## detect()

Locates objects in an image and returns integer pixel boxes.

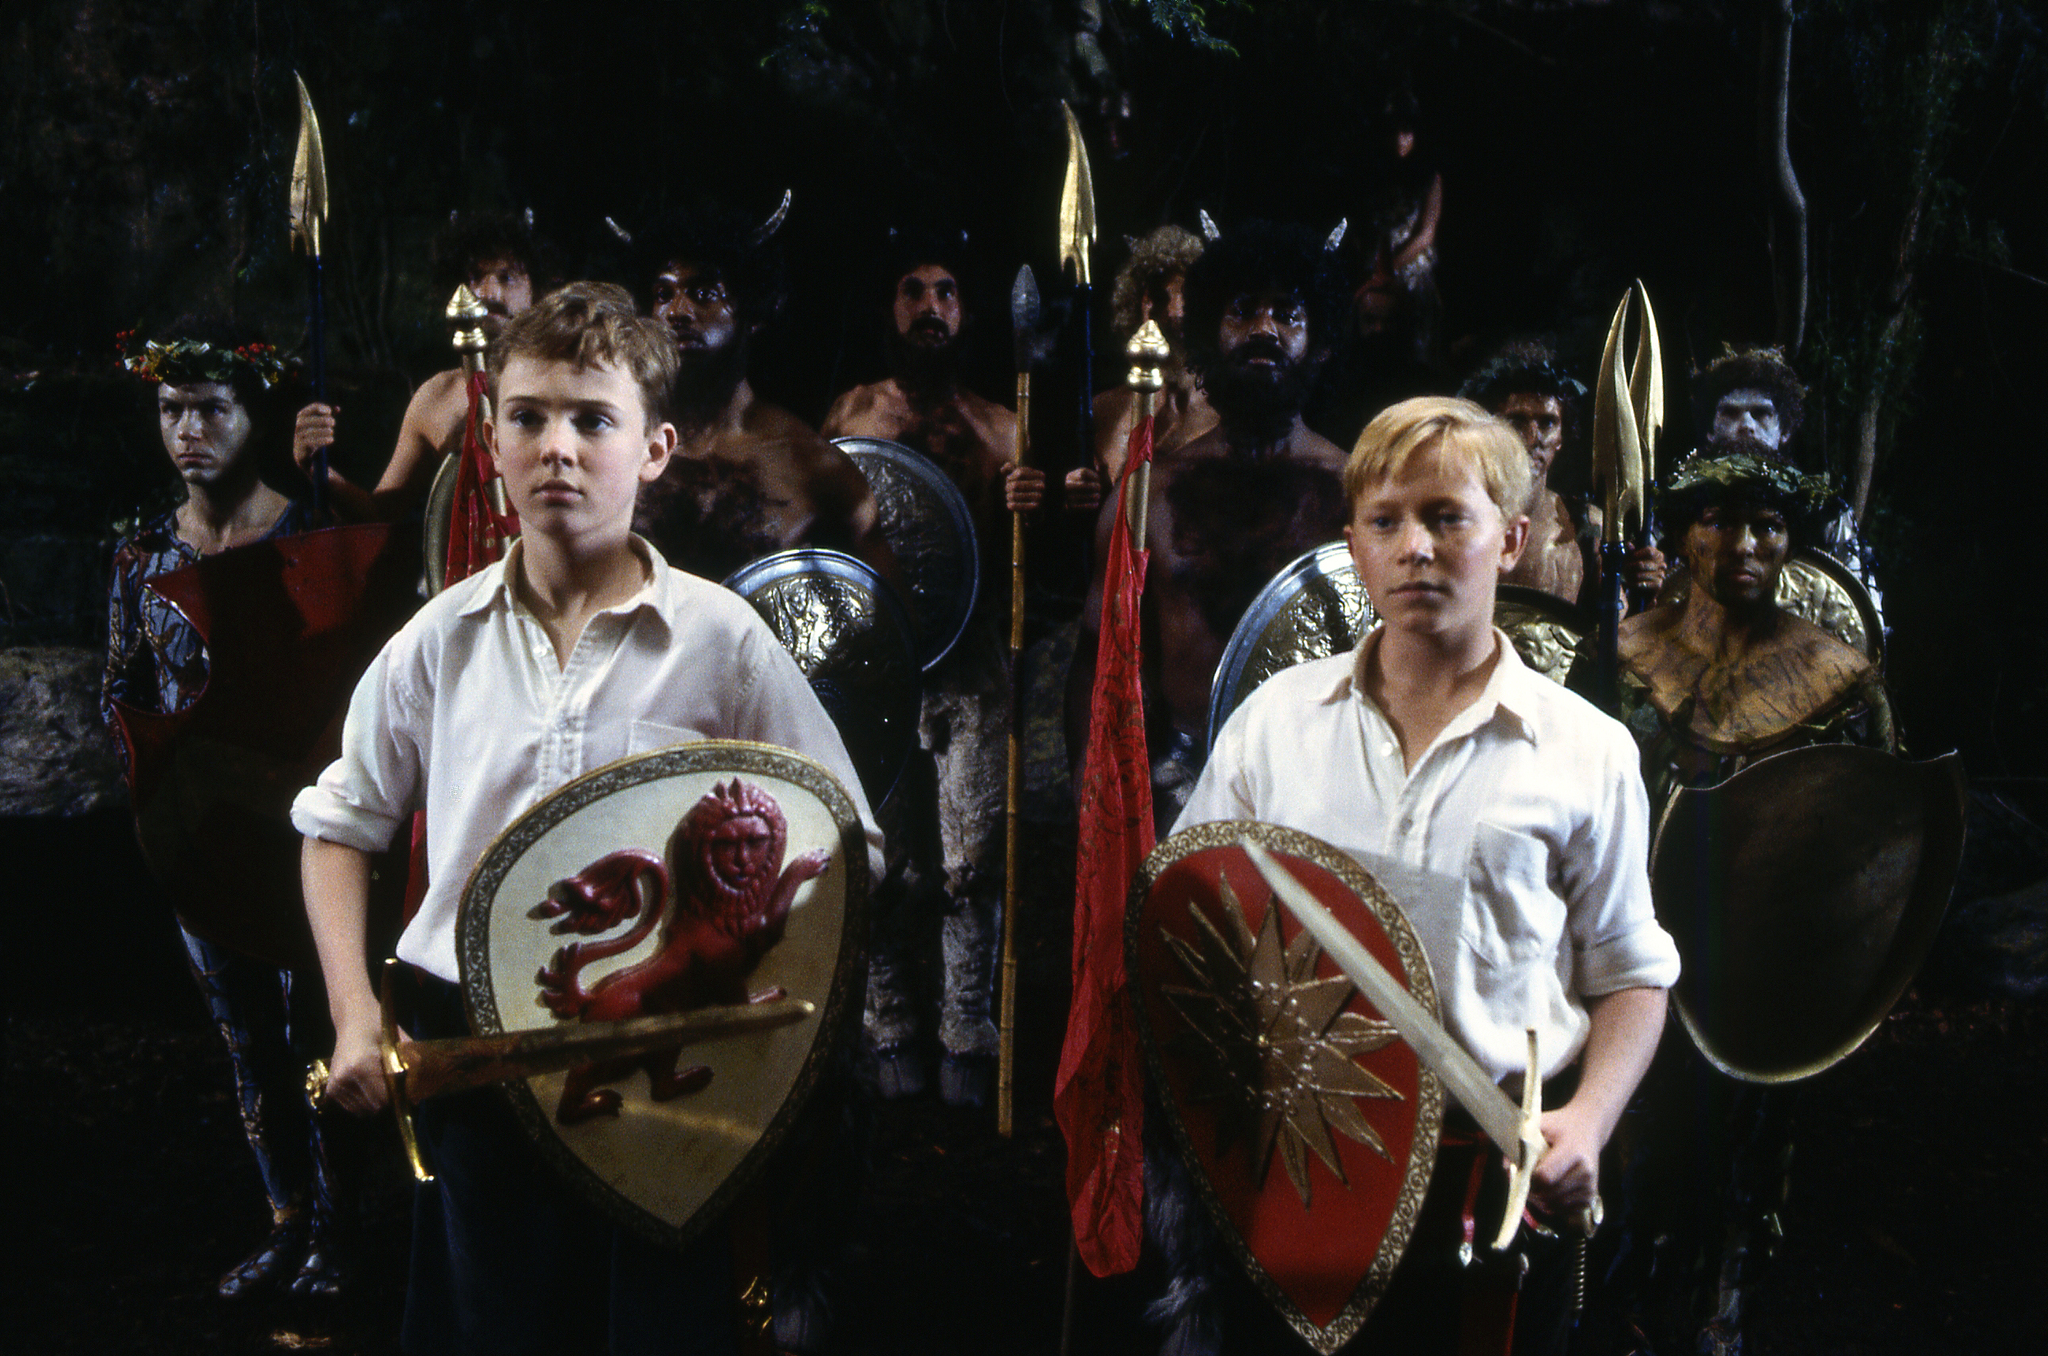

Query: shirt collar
[456,535,675,639]
[1324,624,1542,747]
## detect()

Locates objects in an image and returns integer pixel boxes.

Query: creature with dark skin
[1606,447,1892,1356]
[292,210,552,522]
[820,242,1044,1105]
[1069,221,1350,830]
[630,205,898,587]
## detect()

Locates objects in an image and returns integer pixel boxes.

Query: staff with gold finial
[289,72,331,519]
[997,263,1056,1138]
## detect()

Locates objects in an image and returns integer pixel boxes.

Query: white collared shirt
[1175,627,1679,1083]
[291,537,885,982]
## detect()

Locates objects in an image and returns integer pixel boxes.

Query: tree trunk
[1759,0,1808,354]
[1852,183,1925,524]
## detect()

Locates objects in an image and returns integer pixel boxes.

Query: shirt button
[1380,741,1395,757]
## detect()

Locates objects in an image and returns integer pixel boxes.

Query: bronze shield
[1650,745,1966,1082]
[456,740,869,1249]
[107,524,419,968]
[1130,821,1442,1353]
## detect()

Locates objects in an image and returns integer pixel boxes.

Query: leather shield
[107,524,419,968]
[456,740,869,1249]
[724,547,920,807]
[832,435,981,671]
[1130,821,1443,1353]
[1651,744,1966,1082]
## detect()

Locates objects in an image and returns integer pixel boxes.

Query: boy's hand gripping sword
[308,959,815,1182]
[1590,281,1664,711]
[1240,839,1600,1250]
[289,73,331,520]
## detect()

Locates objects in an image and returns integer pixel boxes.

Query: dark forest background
[3,6,2046,1353]
[4,0,2044,782]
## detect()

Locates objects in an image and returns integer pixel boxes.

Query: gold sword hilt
[305,958,434,1182]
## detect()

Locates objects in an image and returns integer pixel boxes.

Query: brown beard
[884,320,963,401]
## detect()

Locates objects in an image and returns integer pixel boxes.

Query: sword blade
[397,997,816,1104]
[1239,838,1528,1162]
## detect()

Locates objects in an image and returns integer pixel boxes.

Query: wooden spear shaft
[997,371,1030,1138]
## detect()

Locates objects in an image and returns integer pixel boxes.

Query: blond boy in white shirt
[1170,396,1677,1355]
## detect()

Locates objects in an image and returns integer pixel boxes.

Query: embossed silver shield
[1206,549,1592,747]
[724,548,920,806]
[1207,543,1376,750]
[456,741,869,1248]
[832,435,981,671]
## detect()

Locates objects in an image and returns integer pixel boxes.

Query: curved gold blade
[1059,102,1096,287]
[1591,289,1643,544]
[290,72,328,258]
[1629,281,1664,487]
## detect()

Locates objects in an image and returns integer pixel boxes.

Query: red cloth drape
[406,372,518,925]
[444,368,520,586]
[1054,412,1156,1277]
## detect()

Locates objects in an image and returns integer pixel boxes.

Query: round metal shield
[1129,821,1443,1354]
[1650,745,1965,1083]
[456,741,870,1249]
[1207,543,1375,750]
[832,436,981,671]
[724,548,920,807]
[1207,550,1590,747]
[1493,585,1593,687]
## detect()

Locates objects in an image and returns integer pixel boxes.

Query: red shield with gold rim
[1129,821,1442,1354]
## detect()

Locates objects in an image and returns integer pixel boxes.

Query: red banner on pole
[1055,413,1156,1277]
[445,369,520,586]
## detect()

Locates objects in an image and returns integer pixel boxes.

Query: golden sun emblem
[1162,870,1403,1207]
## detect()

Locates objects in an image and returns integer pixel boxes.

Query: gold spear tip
[1059,101,1097,287]
[289,71,329,258]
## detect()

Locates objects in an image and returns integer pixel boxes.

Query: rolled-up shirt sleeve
[1566,724,1682,995]
[290,640,423,853]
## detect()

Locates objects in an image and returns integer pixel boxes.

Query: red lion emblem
[528,778,832,1126]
